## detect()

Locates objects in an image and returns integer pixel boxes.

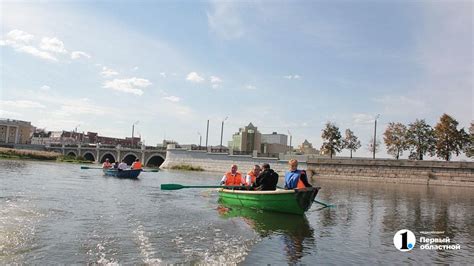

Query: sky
[0,0,472,159]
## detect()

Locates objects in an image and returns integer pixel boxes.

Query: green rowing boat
[218,187,320,215]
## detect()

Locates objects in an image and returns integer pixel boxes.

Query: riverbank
[0,147,60,160]
[0,147,93,164]
[162,148,474,187]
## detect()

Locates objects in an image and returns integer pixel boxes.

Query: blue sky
[1,0,472,159]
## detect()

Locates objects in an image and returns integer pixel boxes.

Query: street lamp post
[373,114,380,159]
[287,130,292,154]
[220,116,228,151]
[198,132,202,148]
[205,120,209,149]
[131,120,139,148]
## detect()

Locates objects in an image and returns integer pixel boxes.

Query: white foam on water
[0,197,44,259]
[133,224,162,264]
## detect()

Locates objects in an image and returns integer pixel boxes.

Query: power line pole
[205,120,209,149]
[373,114,380,159]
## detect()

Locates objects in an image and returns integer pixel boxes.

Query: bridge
[47,144,166,167]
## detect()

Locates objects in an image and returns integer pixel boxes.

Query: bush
[170,164,204,171]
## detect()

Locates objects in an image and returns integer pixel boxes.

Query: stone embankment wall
[161,148,303,174]
[162,148,474,187]
[307,158,474,187]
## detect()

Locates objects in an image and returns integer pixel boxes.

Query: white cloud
[101,66,119,77]
[17,45,58,61]
[103,77,152,96]
[160,72,167,78]
[71,51,91,59]
[372,95,429,117]
[39,37,67,53]
[132,66,139,71]
[352,113,375,124]
[5,29,34,44]
[0,100,45,108]
[284,74,302,79]
[186,72,205,83]
[40,85,51,91]
[58,101,107,115]
[0,109,22,117]
[207,1,245,40]
[210,75,222,89]
[245,85,256,90]
[1,29,57,61]
[163,96,181,102]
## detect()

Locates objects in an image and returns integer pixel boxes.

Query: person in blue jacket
[284,159,312,189]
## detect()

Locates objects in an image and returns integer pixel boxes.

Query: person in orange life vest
[131,158,142,170]
[284,159,312,189]
[220,164,243,186]
[102,158,112,169]
[245,165,261,186]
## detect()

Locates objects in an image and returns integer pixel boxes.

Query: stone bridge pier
[47,144,166,167]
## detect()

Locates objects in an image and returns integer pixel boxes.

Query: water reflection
[218,205,314,263]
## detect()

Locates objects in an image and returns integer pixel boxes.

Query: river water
[0,160,472,264]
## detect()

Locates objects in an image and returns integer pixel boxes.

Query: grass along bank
[170,164,204,171]
[0,147,94,164]
[0,147,60,160]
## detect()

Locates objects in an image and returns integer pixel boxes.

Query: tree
[383,122,408,159]
[367,137,381,155]
[465,123,474,158]
[342,129,361,158]
[406,119,436,160]
[434,114,468,161]
[320,122,343,159]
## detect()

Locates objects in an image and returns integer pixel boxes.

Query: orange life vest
[131,161,142,169]
[296,170,307,189]
[246,171,257,186]
[225,171,242,186]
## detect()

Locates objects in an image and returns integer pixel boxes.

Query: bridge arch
[122,152,139,165]
[83,152,95,162]
[146,154,165,168]
[66,151,77,157]
[100,153,116,163]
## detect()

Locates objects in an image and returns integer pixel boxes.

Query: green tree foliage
[320,122,343,159]
[465,123,474,158]
[342,129,361,158]
[434,114,468,161]
[383,122,408,159]
[406,119,436,160]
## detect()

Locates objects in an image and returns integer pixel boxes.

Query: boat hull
[103,169,142,179]
[218,187,319,215]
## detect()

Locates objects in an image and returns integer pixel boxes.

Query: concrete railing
[306,158,474,187]
[162,148,474,187]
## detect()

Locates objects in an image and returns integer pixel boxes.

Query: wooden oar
[161,183,246,190]
[314,199,334,208]
[80,166,159,172]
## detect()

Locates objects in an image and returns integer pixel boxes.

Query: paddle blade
[161,184,185,190]
[81,166,102,170]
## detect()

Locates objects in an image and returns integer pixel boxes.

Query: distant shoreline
[0,147,93,164]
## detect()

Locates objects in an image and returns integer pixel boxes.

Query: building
[298,139,319,155]
[261,132,288,145]
[261,132,289,155]
[0,119,35,144]
[228,123,261,153]
[31,129,52,145]
[41,130,141,147]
